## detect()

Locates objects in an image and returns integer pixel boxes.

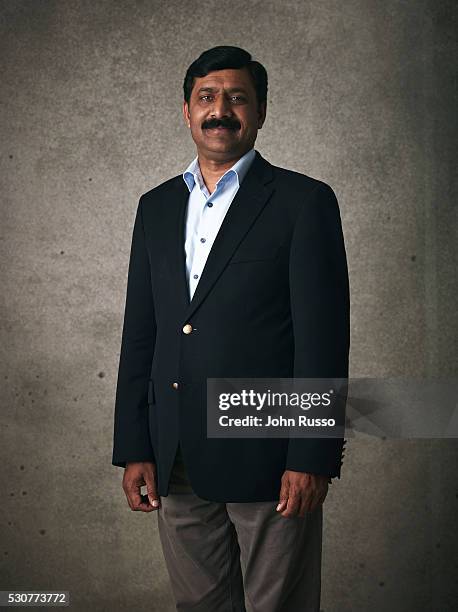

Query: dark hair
[183,46,268,109]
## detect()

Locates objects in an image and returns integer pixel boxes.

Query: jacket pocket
[229,244,282,264]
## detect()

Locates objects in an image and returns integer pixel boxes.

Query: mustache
[202,117,240,130]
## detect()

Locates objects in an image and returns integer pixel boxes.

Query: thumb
[144,469,160,508]
[276,476,289,512]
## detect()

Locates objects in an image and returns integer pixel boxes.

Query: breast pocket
[229,244,283,264]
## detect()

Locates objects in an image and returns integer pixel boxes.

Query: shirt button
[193,274,199,279]
[200,238,206,243]
[172,382,179,389]
[182,323,193,334]
[207,202,213,208]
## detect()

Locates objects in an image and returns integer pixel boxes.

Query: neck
[197,148,252,194]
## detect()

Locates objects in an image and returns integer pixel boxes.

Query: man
[112,46,350,611]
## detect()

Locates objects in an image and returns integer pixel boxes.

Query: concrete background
[1,1,457,610]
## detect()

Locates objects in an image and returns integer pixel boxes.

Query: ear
[257,100,267,129]
[183,100,191,128]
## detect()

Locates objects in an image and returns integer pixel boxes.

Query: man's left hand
[276,470,329,518]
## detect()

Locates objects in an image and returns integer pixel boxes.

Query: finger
[312,482,329,511]
[297,483,316,514]
[122,480,135,511]
[125,481,155,512]
[144,470,160,509]
[297,494,310,518]
[276,478,290,512]
[125,493,134,511]
[308,487,326,513]
[281,492,301,518]
[135,493,156,512]
[126,485,142,509]
[130,490,155,512]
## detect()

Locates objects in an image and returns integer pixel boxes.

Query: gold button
[172,382,179,389]
[182,323,193,334]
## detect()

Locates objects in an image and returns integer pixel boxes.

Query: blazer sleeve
[286,181,350,478]
[112,195,157,468]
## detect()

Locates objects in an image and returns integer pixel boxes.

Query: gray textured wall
[1,1,457,611]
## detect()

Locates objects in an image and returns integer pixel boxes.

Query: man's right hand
[122,461,160,512]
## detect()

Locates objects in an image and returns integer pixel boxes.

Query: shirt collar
[182,148,257,194]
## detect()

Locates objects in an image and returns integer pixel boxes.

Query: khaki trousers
[156,445,323,612]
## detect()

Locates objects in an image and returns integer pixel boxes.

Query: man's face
[183,67,266,160]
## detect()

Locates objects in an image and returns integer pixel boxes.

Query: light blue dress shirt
[182,147,257,300]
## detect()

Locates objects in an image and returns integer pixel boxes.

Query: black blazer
[112,150,350,502]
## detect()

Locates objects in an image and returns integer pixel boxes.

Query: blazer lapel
[177,150,275,324]
[165,178,192,314]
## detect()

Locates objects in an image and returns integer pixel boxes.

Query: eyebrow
[197,87,249,94]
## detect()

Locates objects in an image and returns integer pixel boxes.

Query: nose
[210,94,233,118]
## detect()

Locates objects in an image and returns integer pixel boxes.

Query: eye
[199,95,246,103]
